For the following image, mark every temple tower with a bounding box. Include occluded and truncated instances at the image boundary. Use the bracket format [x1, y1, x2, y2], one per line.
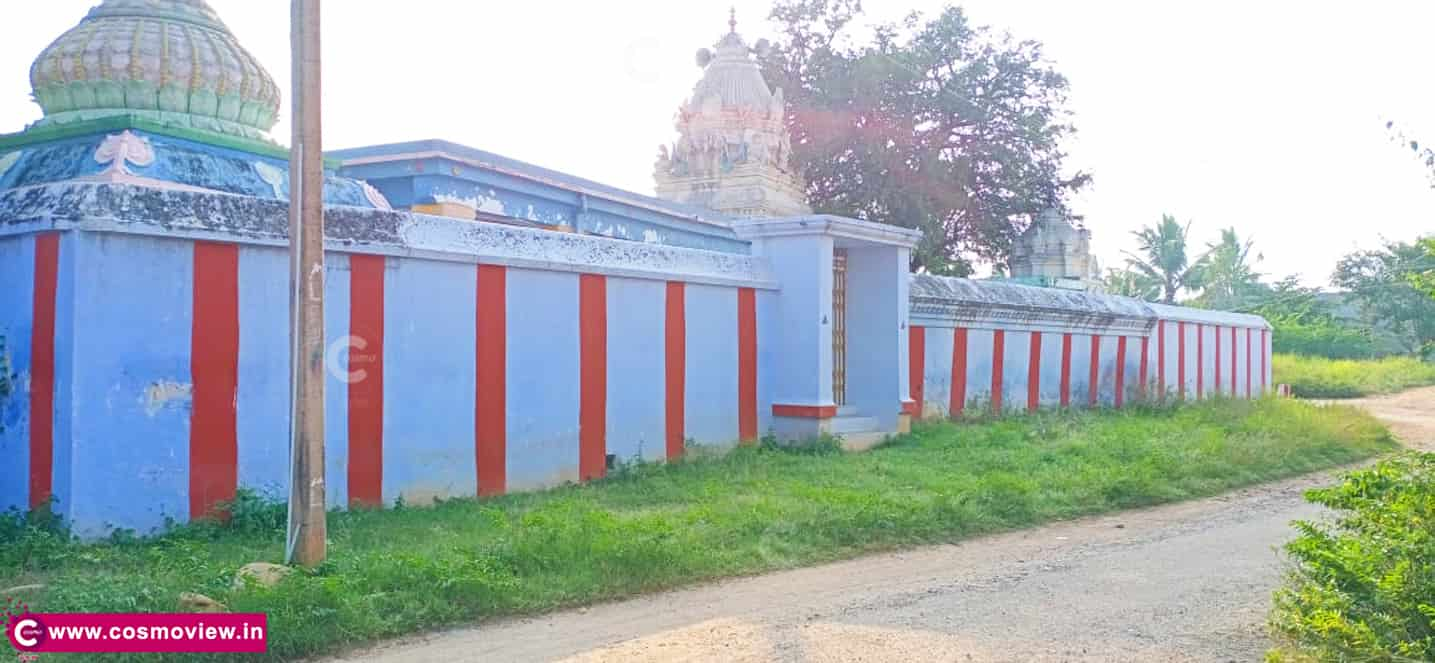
[1009, 208, 1102, 290]
[654, 11, 811, 218]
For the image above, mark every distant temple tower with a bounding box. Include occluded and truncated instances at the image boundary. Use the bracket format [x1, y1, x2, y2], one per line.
[1009, 208, 1102, 290]
[654, 11, 811, 218]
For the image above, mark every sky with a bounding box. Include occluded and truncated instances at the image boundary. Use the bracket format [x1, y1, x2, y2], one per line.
[2, 0, 1433, 287]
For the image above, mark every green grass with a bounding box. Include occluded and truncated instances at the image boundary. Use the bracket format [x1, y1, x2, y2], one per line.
[0, 398, 1398, 662]
[1274, 353, 1435, 398]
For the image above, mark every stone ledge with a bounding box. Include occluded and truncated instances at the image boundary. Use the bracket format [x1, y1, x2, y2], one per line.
[0, 181, 779, 289]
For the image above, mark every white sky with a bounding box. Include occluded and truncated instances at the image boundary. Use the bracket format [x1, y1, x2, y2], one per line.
[3, 0, 1433, 286]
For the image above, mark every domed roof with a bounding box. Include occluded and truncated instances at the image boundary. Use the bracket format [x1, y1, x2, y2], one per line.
[689, 13, 774, 112]
[28, 0, 280, 141]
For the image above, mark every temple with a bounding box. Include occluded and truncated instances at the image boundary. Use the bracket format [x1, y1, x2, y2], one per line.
[1008, 208, 1103, 291]
[0, 1, 1272, 538]
[653, 11, 811, 218]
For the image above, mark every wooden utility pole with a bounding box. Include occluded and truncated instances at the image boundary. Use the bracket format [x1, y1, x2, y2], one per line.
[286, 0, 326, 567]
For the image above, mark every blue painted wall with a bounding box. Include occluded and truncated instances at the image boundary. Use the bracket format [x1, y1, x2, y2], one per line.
[383, 258, 478, 503]
[1036, 332, 1065, 407]
[236, 246, 290, 500]
[505, 268, 581, 491]
[67, 234, 194, 536]
[920, 326, 956, 417]
[684, 284, 739, 446]
[964, 329, 996, 409]
[323, 254, 352, 508]
[755, 290, 778, 437]
[605, 277, 667, 463]
[0, 235, 34, 512]
[50, 234, 76, 522]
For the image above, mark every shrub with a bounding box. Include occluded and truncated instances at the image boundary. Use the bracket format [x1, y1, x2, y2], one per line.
[1269, 453, 1435, 661]
[1269, 315, 1378, 360]
[1274, 353, 1435, 398]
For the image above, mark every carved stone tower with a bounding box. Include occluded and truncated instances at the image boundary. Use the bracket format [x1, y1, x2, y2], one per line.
[1010, 208, 1102, 288]
[654, 11, 811, 218]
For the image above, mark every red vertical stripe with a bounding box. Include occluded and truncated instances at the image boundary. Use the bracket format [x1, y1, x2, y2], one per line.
[1196, 323, 1204, 400]
[1177, 321, 1187, 401]
[1026, 332, 1042, 412]
[1088, 335, 1102, 407]
[665, 282, 686, 460]
[190, 242, 239, 520]
[1059, 333, 1073, 407]
[950, 327, 968, 416]
[1215, 325, 1223, 396]
[1138, 336, 1149, 401]
[579, 274, 607, 480]
[1261, 329, 1268, 394]
[1230, 327, 1237, 395]
[1157, 322, 1166, 398]
[28, 234, 58, 510]
[475, 264, 507, 496]
[738, 288, 758, 441]
[347, 255, 385, 508]
[908, 325, 925, 420]
[1246, 327, 1253, 398]
[991, 330, 1005, 413]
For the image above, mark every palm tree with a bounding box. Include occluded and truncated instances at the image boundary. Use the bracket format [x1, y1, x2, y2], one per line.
[1123, 215, 1204, 304]
[1103, 267, 1162, 301]
[1195, 227, 1264, 309]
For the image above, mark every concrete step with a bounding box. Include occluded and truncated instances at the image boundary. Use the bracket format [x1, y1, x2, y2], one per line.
[828, 415, 880, 434]
[840, 431, 889, 452]
[836, 405, 860, 417]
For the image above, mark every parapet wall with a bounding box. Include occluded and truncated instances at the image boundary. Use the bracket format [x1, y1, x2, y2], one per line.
[0, 181, 776, 537]
[908, 274, 1272, 418]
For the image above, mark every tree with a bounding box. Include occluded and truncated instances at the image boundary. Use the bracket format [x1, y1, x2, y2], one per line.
[1332, 239, 1435, 355]
[1190, 227, 1264, 310]
[762, 1, 1088, 275]
[1383, 124, 1435, 299]
[1416, 237, 1435, 299]
[1248, 276, 1375, 359]
[1122, 215, 1205, 304]
[1102, 267, 1160, 301]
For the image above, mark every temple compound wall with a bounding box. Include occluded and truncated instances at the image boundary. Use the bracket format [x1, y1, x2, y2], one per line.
[909, 278, 1272, 418]
[0, 124, 1270, 539]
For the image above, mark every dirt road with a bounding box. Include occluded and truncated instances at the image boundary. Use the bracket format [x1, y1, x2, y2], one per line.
[338, 387, 1434, 663]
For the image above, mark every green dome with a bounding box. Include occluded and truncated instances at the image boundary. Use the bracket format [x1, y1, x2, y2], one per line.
[29, 0, 280, 141]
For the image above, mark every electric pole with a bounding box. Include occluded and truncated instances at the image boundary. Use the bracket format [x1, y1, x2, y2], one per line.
[286, 0, 326, 567]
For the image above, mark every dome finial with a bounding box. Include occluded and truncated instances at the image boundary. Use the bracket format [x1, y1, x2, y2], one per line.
[729, 6, 737, 34]
[27, 0, 280, 141]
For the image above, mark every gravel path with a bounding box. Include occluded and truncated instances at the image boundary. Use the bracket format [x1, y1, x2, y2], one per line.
[336, 387, 1434, 663]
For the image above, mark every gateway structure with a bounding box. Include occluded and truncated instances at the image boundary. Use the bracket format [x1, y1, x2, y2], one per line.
[0, 2, 1271, 537]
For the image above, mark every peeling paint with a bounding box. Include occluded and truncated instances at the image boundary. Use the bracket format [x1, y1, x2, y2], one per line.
[142, 380, 193, 416]
[433, 191, 504, 215]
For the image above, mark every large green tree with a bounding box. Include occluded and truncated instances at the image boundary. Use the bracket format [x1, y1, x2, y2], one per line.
[1122, 214, 1205, 304]
[762, 1, 1088, 275]
[1332, 239, 1435, 355]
